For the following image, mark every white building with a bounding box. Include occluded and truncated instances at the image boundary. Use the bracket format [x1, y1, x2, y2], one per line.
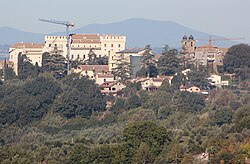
[9, 43, 44, 74]
[207, 74, 229, 87]
[9, 33, 126, 74]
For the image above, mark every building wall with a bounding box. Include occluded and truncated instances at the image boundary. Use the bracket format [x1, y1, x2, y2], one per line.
[100, 35, 126, 56]
[9, 34, 126, 75]
[9, 43, 44, 74]
[95, 75, 115, 85]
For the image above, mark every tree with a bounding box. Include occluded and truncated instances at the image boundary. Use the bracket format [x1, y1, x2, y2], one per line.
[123, 121, 171, 157]
[110, 98, 126, 114]
[18, 53, 40, 80]
[137, 45, 158, 78]
[112, 57, 131, 82]
[125, 94, 142, 110]
[54, 75, 106, 118]
[0, 76, 61, 126]
[213, 107, 233, 126]
[187, 69, 211, 89]
[157, 47, 180, 75]
[42, 52, 67, 78]
[3, 67, 16, 81]
[224, 44, 250, 80]
[173, 91, 205, 113]
[133, 142, 154, 164]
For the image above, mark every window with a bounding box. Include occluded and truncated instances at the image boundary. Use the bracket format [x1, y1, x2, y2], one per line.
[83, 55, 86, 59]
[104, 79, 106, 82]
[104, 44, 107, 47]
[112, 88, 116, 91]
[77, 54, 80, 59]
[111, 44, 113, 47]
[118, 44, 121, 48]
[99, 55, 101, 58]
[71, 55, 74, 59]
[49, 44, 51, 47]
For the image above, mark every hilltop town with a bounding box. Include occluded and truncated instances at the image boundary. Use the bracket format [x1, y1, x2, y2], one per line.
[0, 30, 250, 163]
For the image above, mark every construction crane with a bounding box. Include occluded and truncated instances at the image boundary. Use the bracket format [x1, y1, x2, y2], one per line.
[38, 18, 75, 75]
[196, 36, 245, 49]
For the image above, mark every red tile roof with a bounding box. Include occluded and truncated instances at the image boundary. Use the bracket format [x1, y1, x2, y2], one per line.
[79, 65, 109, 72]
[97, 74, 114, 78]
[11, 43, 44, 49]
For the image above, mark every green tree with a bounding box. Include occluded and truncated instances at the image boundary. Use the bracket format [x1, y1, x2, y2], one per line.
[125, 94, 142, 110]
[213, 107, 233, 126]
[112, 57, 131, 82]
[123, 121, 171, 157]
[18, 53, 40, 80]
[173, 92, 205, 113]
[42, 52, 67, 78]
[187, 69, 210, 89]
[0, 76, 61, 126]
[223, 44, 250, 80]
[157, 47, 180, 76]
[54, 75, 106, 118]
[133, 142, 154, 164]
[3, 67, 16, 81]
[110, 98, 125, 114]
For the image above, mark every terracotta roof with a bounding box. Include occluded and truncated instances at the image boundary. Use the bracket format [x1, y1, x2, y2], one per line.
[79, 65, 109, 72]
[97, 74, 114, 78]
[71, 34, 100, 40]
[153, 54, 161, 61]
[10, 43, 44, 49]
[152, 78, 164, 82]
[100, 81, 116, 88]
[71, 40, 101, 44]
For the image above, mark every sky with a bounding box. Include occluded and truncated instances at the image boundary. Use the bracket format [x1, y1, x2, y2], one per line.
[1, 0, 250, 43]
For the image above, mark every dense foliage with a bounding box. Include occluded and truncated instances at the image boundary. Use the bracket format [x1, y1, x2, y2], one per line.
[224, 44, 250, 80]
[0, 44, 250, 163]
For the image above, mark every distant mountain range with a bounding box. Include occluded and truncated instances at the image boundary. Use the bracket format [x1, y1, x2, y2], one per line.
[0, 18, 238, 48]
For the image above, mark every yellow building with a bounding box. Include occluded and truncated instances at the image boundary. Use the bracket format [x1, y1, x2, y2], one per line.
[9, 33, 126, 74]
[9, 43, 44, 74]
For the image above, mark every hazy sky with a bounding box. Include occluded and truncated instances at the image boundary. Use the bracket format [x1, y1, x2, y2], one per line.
[1, 0, 250, 43]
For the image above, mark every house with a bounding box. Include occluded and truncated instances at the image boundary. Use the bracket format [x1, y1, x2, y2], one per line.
[100, 81, 126, 95]
[9, 43, 44, 74]
[207, 74, 229, 87]
[75, 65, 110, 80]
[95, 73, 115, 85]
[179, 84, 201, 93]
[141, 76, 173, 92]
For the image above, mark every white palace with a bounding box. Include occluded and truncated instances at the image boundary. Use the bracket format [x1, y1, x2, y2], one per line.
[9, 34, 126, 74]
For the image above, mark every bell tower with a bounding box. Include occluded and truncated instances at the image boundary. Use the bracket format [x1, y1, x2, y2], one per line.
[181, 35, 196, 54]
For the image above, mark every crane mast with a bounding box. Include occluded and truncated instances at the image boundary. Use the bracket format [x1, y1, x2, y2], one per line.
[38, 18, 75, 75]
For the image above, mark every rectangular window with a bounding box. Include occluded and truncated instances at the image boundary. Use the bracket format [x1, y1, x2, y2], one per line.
[118, 44, 121, 48]
[77, 54, 80, 59]
[104, 44, 107, 47]
[71, 55, 74, 59]
[111, 44, 113, 47]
